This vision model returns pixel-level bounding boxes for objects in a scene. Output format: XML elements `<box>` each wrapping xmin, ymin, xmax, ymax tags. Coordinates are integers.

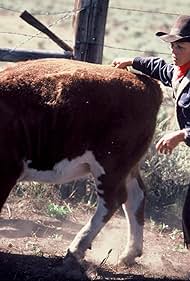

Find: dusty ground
<box><xmin>0</xmin><ymin>196</ymin><xmax>190</xmax><ymax>281</ymax></box>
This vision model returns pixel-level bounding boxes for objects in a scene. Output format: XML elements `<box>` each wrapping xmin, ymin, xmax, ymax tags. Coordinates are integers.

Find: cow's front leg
<box><xmin>119</xmin><ymin>173</ymin><xmax>145</xmax><ymax>265</ymax></box>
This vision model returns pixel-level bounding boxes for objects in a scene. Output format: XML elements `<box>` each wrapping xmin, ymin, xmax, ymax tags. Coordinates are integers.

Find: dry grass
<box><xmin>0</xmin><ymin>0</ymin><xmax>189</xmax><ymax>65</ymax></box>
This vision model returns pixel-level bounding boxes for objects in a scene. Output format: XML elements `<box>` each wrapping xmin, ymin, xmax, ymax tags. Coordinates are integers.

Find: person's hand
<box><xmin>111</xmin><ymin>58</ymin><xmax>133</xmax><ymax>69</ymax></box>
<box><xmin>155</xmin><ymin>130</ymin><xmax>187</xmax><ymax>154</ymax></box>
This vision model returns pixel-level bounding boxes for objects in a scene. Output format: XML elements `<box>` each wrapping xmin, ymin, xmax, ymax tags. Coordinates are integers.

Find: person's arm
<box><xmin>155</xmin><ymin>129</ymin><xmax>188</xmax><ymax>154</ymax></box>
<box><xmin>112</xmin><ymin>56</ymin><xmax>174</xmax><ymax>87</ymax></box>
<box><xmin>155</xmin><ymin>86</ymin><xmax>190</xmax><ymax>154</ymax></box>
<box><xmin>177</xmin><ymin>86</ymin><xmax>190</xmax><ymax>147</ymax></box>
<box><xmin>184</xmin><ymin>128</ymin><xmax>190</xmax><ymax>146</ymax></box>
<box><xmin>133</xmin><ymin>57</ymin><xmax>174</xmax><ymax>87</ymax></box>
<box><xmin>111</xmin><ymin>58</ymin><xmax>133</xmax><ymax>69</ymax></box>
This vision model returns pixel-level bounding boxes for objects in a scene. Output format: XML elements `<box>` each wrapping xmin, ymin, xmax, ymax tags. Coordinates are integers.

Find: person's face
<box><xmin>170</xmin><ymin>41</ymin><xmax>190</xmax><ymax>66</ymax></box>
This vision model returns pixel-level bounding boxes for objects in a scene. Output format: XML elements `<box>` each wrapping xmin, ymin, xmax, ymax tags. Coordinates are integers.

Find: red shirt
<box><xmin>173</xmin><ymin>61</ymin><xmax>190</xmax><ymax>81</ymax></box>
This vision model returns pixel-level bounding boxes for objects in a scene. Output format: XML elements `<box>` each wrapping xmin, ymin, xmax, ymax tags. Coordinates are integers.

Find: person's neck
<box><xmin>178</xmin><ymin>61</ymin><xmax>190</xmax><ymax>69</ymax></box>
<box><xmin>175</xmin><ymin>61</ymin><xmax>190</xmax><ymax>80</ymax></box>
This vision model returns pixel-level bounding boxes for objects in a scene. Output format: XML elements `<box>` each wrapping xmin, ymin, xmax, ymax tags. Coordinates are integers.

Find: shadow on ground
<box><xmin>0</xmin><ymin>252</ymin><xmax>187</xmax><ymax>281</ymax></box>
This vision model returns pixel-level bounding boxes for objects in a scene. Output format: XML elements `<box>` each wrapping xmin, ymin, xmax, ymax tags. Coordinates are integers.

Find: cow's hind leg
<box><xmin>65</xmin><ymin>168</ymin><xmax>123</xmax><ymax>262</ymax></box>
<box><xmin>119</xmin><ymin>170</ymin><xmax>145</xmax><ymax>265</ymax></box>
<box><xmin>67</xmin><ymin>193</ymin><xmax>118</xmax><ymax>261</ymax></box>
<box><xmin>62</xmin><ymin>195</ymin><xmax>114</xmax><ymax>280</ymax></box>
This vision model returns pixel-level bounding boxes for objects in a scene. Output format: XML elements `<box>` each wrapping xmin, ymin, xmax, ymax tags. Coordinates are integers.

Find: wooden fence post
<box><xmin>73</xmin><ymin>0</ymin><xmax>109</xmax><ymax>64</ymax></box>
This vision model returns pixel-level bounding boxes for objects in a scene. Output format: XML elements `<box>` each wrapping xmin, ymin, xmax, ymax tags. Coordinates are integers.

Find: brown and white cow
<box><xmin>0</xmin><ymin>58</ymin><xmax>162</xmax><ymax>266</ymax></box>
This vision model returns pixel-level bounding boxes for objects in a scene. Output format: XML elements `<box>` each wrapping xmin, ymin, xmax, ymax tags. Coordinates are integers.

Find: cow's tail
<box><xmin>182</xmin><ymin>185</ymin><xmax>190</xmax><ymax>249</ymax></box>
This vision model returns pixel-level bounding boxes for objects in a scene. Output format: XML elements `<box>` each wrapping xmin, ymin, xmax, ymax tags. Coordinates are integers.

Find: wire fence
<box><xmin>0</xmin><ymin>3</ymin><xmax>185</xmax><ymax>60</ymax></box>
<box><xmin>0</xmin><ymin>4</ymin><xmax>182</xmax><ymax>16</ymax></box>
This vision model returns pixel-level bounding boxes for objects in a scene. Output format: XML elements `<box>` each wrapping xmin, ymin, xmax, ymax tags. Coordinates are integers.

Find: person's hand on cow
<box><xmin>111</xmin><ymin>58</ymin><xmax>133</xmax><ymax>69</ymax></box>
<box><xmin>156</xmin><ymin>129</ymin><xmax>188</xmax><ymax>154</ymax></box>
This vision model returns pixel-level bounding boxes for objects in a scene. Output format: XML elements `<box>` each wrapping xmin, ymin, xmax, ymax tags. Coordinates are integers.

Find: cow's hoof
<box><xmin>119</xmin><ymin>249</ymin><xmax>142</xmax><ymax>266</ymax></box>
<box><xmin>61</xmin><ymin>251</ymin><xmax>89</xmax><ymax>280</ymax></box>
<box><xmin>119</xmin><ymin>255</ymin><xmax>136</xmax><ymax>266</ymax></box>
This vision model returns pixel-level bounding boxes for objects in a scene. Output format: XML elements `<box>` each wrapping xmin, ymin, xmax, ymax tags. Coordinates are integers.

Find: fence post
<box><xmin>73</xmin><ymin>0</ymin><xmax>109</xmax><ymax>64</ymax></box>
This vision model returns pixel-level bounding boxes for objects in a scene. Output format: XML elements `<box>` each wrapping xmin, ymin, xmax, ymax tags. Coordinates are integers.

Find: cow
<box><xmin>0</xmin><ymin>58</ymin><xmax>162</xmax><ymax>269</ymax></box>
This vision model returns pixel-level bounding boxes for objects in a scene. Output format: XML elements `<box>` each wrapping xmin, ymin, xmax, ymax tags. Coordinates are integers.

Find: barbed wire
<box><xmin>0</xmin><ymin>31</ymin><xmax>47</xmax><ymax>39</ymax></box>
<box><xmin>0</xmin><ymin>4</ymin><xmax>180</xmax><ymax>57</ymax></box>
<box><xmin>7</xmin><ymin>11</ymin><xmax>74</xmax><ymax>54</ymax></box>
<box><xmin>0</xmin><ymin>30</ymin><xmax>170</xmax><ymax>56</ymax></box>
<box><xmin>0</xmin><ymin>4</ymin><xmax>90</xmax><ymax>59</ymax></box>
<box><xmin>109</xmin><ymin>6</ymin><xmax>180</xmax><ymax>16</ymax></box>
<box><xmin>103</xmin><ymin>44</ymin><xmax>170</xmax><ymax>56</ymax></box>
<box><xmin>0</xmin><ymin>6</ymin><xmax>73</xmax><ymax>15</ymax></box>
<box><xmin>0</xmin><ymin>4</ymin><xmax>182</xmax><ymax>16</ymax></box>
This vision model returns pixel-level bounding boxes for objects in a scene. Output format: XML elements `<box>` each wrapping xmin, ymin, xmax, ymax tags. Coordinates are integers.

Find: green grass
<box><xmin>47</xmin><ymin>202</ymin><xmax>71</xmax><ymax>219</ymax></box>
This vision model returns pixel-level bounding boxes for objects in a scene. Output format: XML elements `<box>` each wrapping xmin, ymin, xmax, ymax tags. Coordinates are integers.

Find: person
<box><xmin>112</xmin><ymin>15</ymin><xmax>190</xmax><ymax>248</ymax></box>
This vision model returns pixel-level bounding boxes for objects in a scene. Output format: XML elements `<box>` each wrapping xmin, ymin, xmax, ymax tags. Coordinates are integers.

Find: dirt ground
<box><xmin>0</xmin><ymin>196</ymin><xmax>190</xmax><ymax>281</ymax></box>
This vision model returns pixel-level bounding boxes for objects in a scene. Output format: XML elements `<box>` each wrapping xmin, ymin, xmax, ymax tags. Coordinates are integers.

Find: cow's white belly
<box><xmin>18</xmin><ymin>150</ymin><xmax>105</xmax><ymax>186</ymax></box>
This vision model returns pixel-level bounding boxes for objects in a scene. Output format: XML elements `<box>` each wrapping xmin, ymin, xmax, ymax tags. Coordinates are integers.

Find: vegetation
<box><xmin>47</xmin><ymin>202</ymin><xmax>70</xmax><ymax>219</ymax></box>
<box><xmin>142</xmin><ymin>96</ymin><xmax>190</xmax><ymax>227</ymax></box>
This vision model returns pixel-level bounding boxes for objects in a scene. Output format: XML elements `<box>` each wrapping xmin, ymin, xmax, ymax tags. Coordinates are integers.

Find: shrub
<box><xmin>47</xmin><ymin>203</ymin><xmax>71</xmax><ymax>219</ymax></box>
<box><xmin>142</xmin><ymin>94</ymin><xmax>190</xmax><ymax>227</ymax></box>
